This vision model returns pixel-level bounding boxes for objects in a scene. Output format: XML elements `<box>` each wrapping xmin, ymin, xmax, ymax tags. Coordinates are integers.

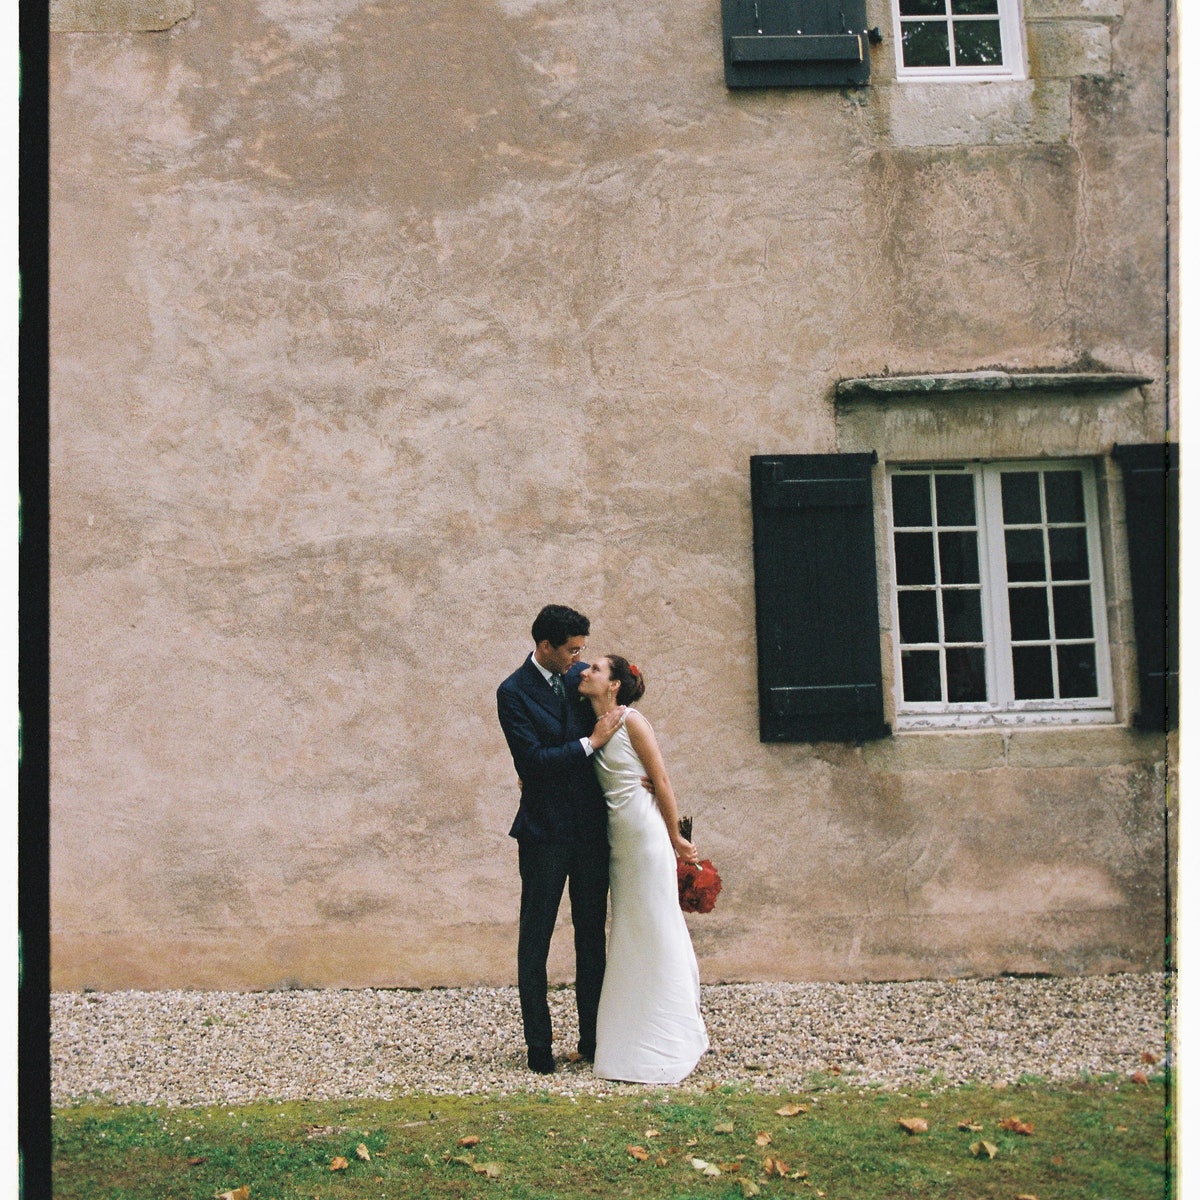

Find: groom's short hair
<box><xmin>532</xmin><ymin>604</ymin><xmax>590</xmax><ymax>648</ymax></box>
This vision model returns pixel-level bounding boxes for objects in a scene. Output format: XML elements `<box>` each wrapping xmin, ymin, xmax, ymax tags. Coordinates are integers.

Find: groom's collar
<box><xmin>529</xmin><ymin>653</ymin><xmax>555</xmax><ymax>684</ymax></box>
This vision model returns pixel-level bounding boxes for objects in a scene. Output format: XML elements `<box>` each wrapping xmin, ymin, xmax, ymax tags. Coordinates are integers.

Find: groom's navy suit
<box><xmin>497</xmin><ymin>656</ymin><xmax>609</xmax><ymax>1058</ymax></box>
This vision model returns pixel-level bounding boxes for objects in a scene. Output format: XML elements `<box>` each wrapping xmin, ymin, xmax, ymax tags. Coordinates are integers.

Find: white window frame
<box><xmin>887</xmin><ymin>459</ymin><xmax>1114</xmax><ymax>730</ymax></box>
<box><xmin>890</xmin><ymin>0</ymin><xmax>1026</xmax><ymax>82</ymax></box>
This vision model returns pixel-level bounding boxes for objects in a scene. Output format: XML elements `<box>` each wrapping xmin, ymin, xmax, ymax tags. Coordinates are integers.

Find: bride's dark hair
<box><xmin>605</xmin><ymin>654</ymin><xmax>646</xmax><ymax>706</ymax></box>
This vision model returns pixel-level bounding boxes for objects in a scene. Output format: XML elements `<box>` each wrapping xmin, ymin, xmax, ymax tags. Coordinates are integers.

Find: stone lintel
<box><xmin>836</xmin><ymin>370</ymin><xmax>1154</xmax><ymax>402</ymax></box>
<box><xmin>50</xmin><ymin>0</ymin><xmax>194</xmax><ymax>33</ymax></box>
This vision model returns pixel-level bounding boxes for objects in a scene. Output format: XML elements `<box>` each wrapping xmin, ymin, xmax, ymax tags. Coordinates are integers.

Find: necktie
<box><xmin>550</xmin><ymin>672</ymin><xmax>565</xmax><ymax>699</ymax></box>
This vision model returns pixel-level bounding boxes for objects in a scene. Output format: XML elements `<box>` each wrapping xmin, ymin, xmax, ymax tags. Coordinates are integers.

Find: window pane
<box><xmin>1057</xmin><ymin>645</ymin><xmax>1098</xmax><ymax>698</ymax></box>
<box><xmin>892</xmin><ymin>474</ymin><xmax>932</xmax><ymax>527</ymax></box>
<box><xmin>946</xmin><ymin>647</ymin><xmax>987</xmax><ymax>702</ymax></box>
<box><xmin>953</xmin><ymin>18</ymin><xmax>1002</xmax><ymax>65</ymax></box>
<box><xmin>1049</xmin><ymin>527</ymin><xmax>1089</xmax><ymax>581</ymax></box>
<box><xmin>1012</xmin><ymin>645</ymin><xmax>1054</xmax><ymax>699</ymax></box>
<box><xmin>895</xmin><ymin>532</ymin><xmax>936</xmax><ymax>585</ymax></box>
<box><xmin>951</xmin><ymin>0</ymin><xmax>997</xmax><ymax>12</ymax></box>
<box><xmin>934</xmin><ymin>473</ymin><xmax>975</xmax><ymax>525</ymax></box>
<box><xmin>942</xmin><ymin>588</ymin><xmax>983</xmax><ymax>642</ymax></box>
<box><xmin>1009</xmin><ymin>586</ymin><xmax>1050</xmax><ymax>640</ymax></box>
<box><xmin>902</xmin><ymin>650</ymin><xmax>942</xmax><ymax>702</ymax></box>
<box><xmin>902</xmin><ymin>21</ymin><xmax>951</xmax><ymax>66</ymax></box>
<box><xmin>939</xmin><ymin>530</ymin><xmax>980</xmax><ymax>584</ymax></box>
<box><xmin>1044</xmin><ymin>471</ymin><xmax>1085</xmax><ymax>522</ymax></box>
<box><xmin>1001</xmin><ymin>472</ymin><xmax>1042</xmax><ymax>524</ymax></box>
<box><xmin>900</xmin><ymin>0</ymin><xmax>946</xmax><ymax>13</ymax></box>
<box><xmin>1005</xmin><ymin>529</ymin><xmax>1046</xmax><ymax>582</ymax></box>
<box><xmin>898</xmin><ymin>590</ymin><xmax>940</xmax><ymax>644</ymax></box>
<box><xmin>1053</xmin><ymin>585</ymin><xmax>1094</xmax><ymax>639</ymax></box>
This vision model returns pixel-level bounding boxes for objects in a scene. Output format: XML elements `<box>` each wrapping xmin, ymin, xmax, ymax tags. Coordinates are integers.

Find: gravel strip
<box><xmin>52</xmin><ymin>974</ymin><xmax>1169</xmax><ymax>1107</ymax></box>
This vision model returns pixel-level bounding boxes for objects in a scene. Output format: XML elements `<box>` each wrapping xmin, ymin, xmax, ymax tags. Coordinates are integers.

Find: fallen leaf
<box><xmin>1131</xmin><ymin>1070</ymin><xmax>1149</xmax><ymax>1085</ymax></box>
<box><xmin>473</xmin><ymin>1162</ymin><xmax>502</xmax><ymax>1177</ymax></box>
<box><xmin>970</xmin><ymin>1140</ymin><xmax>999</xmax><ymax>1159</ymax></box>
<box><xmin>718</xmin><ymin>1161</ymin><xmax>744</xmax><ymax>1173</ymax></box>
<box><xmin>755</xmin><ymin>1131</ymin><xmax>772</xmax><ymax>1147</ymax></box>
<box><xmin>714</xmin><ymin>1121</ymin><xmax>735</xmax><ymax>1134</ymax></box>
<box><xmin>686</xmin><ymin>1137</ymin><xmax>699</xmax><ymax>1147</ymax></box>
<box><xmin>450</xmin><ymin>1154</ymin><xmax>475</xmax><ymax>1167</ymax></box>
<box><xmin>215</xmin><ymin>1189</ymin><xmax>249</xmax><ymax>1200</ymax></box>
<box><xmin>957</xmin><ymin>1121</ymin><xmax>983</xmax><ymax>1132</ymax></box>
<box><xmin>187</xmin><ymin>1157</ymin><xmax>208</xmax><ymax>1166</ymax></box>
<box><xmin>737</xmin><ymin>1178</ymin><xmax>762</xmax><ymax>1197</ymax></box>
<box><xmin>655</xmin><ymin>1156</ymin><xmax>669</xmax><ymax>1168</ymax></box>
<box><xmin>691</xmin><ymin>1157</ymin><xmax>712</xmax><ymax>1171</ymax></box>
<box><xmin>330</xmin><ymin>1157</ymin><xmax>349</xmax><ymax>1171</ymax></box>
<box><xmin>763</xmin><ymin>1156</ymin><xmax>790</xmax><ymax>1177</ymax></box>
<box><xmin>1115</xmin><ymin>1125</ymin><xmax>1128</xmax><ymax>1132</ymax></box>
<box><xmin>791</xmin><ymin>1168</ymin><xmax>810</xmax><ymax>1180</ymax></box>
<box><xmin>775</xmin><ymin>1103</ymin><xmax>808</xmax><ymax>1117</ymax></box>
<box><xmin>999</xmin><ymin>1117</ymin><xmax>1034</xmax><ymax>1136</ymax></box>
<box><xmin>627</xmin><ymin>1145</ymin><xmax>649</xmax><ymax>1161</ymax></box>
<box><xmin>356</xmin><ymin>1143</ymin><xmax>371</xmax><ymax>1162</ymax></box>
<box><xmin>457</xmin><ymin>1135</ymin><xmax>481</xmax><ymax>1147</ymax></box>
<box><xmin>644</xmin><ymin>1128</ymin><xmax>660</xmax><ymax>1138</ymax></box>
<box><xmin>1141</xmin><ymin>1051</ymin><xmax>1160</xmax><ymax>1065</ymax></box>
<box><xmin>898</xmin><ymin>1117</ymin><xmax>929</xmax><ymax>1135</ymax></box>
<box><xmin>1050</xmin><ymin>1156</ymin><xmax>1064</xmax><ymax>1167</ymax></box>
<box><xmin>1015</xmin><ymin>1194</ymin><xmax>1040</xmax><ymax>1200</ymax></box>
<box><xmin>566</xmin><ymin>1051</ymin><xmax>583</xmax><ymax>1063</ymax></box>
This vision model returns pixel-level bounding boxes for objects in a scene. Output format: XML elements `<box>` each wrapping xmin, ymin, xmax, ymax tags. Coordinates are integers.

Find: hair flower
<box><xmin>630</xmin><ymin>664</ymin><xmax>639</xmax><ymax>677</ymax></box>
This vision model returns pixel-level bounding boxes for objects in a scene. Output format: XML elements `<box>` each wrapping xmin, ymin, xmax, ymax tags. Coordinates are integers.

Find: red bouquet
<box><xmin>676</xmin><ymin>817</ymin><xmax>722</xmax><ymax>913</ymax></box>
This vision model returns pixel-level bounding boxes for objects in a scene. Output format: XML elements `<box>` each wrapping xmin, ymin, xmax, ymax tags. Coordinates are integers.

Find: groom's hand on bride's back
<box><xmin>587</xmin><ymin>705</ymin><xmax>627</xmax><ymax>750</ymax></box>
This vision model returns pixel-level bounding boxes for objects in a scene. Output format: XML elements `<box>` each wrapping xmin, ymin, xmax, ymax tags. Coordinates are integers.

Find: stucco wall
<box><xmin>50</xmin><ymin>0</ymin><xmax>1171</xmax><ymax>989</ymax></box>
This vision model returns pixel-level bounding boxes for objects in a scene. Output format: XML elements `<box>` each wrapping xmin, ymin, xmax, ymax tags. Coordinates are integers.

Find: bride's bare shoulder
<box><xmin>623</xmin><ymin>708</ymin><xmax>653</xmax><ymax>735</ymax></box>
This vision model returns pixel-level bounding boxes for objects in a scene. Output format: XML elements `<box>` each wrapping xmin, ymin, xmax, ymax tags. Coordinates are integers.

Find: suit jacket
<box><xmin>497</xmin><ymin>656</ymin><xmax>607</xmax><ymax>846</ymax></box>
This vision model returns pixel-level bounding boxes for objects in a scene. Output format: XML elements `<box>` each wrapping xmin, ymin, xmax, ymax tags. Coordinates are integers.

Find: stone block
<box><xmin>50</xmin><ymin>0</ymin><xmax>193</xmax><ymax>33</ymax></box>
<box><xmin>1003</xmin><ymin>724</ymin><xmax>1165</xmax><ymax>767</ymax></box>
<box><xmin>1026</xmin><ymin>21</ymin><xmax>1112</xmax><ymax>77</ymax></box>
<box><xmin>862</xmin><ymin>730</ymin><xmax>1007</xmax><ymax>773</ymax></box>
<box><xmin>1025</xmin><ymin>0</ymin><xmax>1122</xmax><ymax>19</ymax></box>
<box><xmin>887</xmin><ymin>79</ymin><xmax>1071</xmax><ymax>148</ymax></box>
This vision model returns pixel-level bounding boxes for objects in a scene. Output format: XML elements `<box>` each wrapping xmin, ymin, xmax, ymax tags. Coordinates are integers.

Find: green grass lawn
<box><xmin>52</xmin><ymin>1076</ymin><xmax>1169</xmax><ymax>1200</ymax></box>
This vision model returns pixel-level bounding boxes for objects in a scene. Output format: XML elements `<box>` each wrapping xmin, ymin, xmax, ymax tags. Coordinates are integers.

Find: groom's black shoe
<box><xmin>527</xmin><ymin>1046</ymin><xmax>556</xmax><ymax>1075</ymax></box>
<box><xmin>576</xmin><ymin>1042</ymin><xmax>596</xmax><ymax>1063</ymax></box>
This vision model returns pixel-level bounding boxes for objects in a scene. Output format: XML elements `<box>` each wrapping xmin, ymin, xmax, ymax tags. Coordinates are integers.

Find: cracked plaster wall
<box><xmin>50</xmin><ymin>0</ymin><xmax>1171</xmax><ymax>989</ymax></box>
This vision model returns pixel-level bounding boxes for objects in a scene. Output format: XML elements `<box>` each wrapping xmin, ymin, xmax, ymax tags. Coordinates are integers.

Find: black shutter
<box><xmin>722</xmin><ymin>0</ymin><xmax>872</xmax><ymax>88</ymax></box>
<box><xmin>1113</xmin><ymin>443</ymin><xmax>1179</xmax><ymax>732</ymax></box>
<box><xmin>750</xmin><ymin>454</ymin><xmax>888</xmax><ymax>742</ymax></box>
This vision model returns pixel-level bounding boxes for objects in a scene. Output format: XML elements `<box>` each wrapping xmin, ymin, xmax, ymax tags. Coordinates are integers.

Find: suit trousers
<box><xmin>517</xmin><ymin>839</ymin><xmax>610</xmax><ymax>1054</ymax></box>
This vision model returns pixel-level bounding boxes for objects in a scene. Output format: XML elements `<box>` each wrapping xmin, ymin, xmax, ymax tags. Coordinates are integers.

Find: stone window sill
<box><xmin>836</xmin><ymin>370</ymin><xmax>1153</xmax><ymax>403</ymax></box>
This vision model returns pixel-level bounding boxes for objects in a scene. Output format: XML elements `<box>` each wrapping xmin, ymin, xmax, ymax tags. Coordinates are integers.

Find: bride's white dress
<box><xmin>592</xmin><ymin>712</ymin><xmax>708</xmax><ymax>1083</ymax></box>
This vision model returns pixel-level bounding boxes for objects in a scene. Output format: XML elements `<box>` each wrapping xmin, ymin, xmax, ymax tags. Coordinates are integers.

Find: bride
<box><xmin>577</xmin><ymin>654</ymin><xmax>709</xmax><ymax>1084</ymax></box>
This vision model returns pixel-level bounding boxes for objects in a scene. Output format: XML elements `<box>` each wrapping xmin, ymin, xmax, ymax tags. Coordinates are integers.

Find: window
<box><xmin>891</xmin><ymin>0</ymin><xmax>1024</xmax><ymax>80</ymax></box>
<box><xmin>888</xmin><ymin>461</ymin><xmax>1112</xmax><ymax>728</ymax></box>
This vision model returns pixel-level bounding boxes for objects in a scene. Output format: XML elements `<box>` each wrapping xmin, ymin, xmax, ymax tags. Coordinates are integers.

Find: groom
<box><xmin>496</xmin><ymin>604</ymin><xmax>625</xmax><ymax>1074</ymax></box>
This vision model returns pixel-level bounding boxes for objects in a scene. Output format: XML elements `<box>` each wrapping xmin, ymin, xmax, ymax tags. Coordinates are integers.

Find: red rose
<box><xmin>677</xmin><ymin>858</ymin><xmax>722</xmax><ymax>914</ymax></box>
